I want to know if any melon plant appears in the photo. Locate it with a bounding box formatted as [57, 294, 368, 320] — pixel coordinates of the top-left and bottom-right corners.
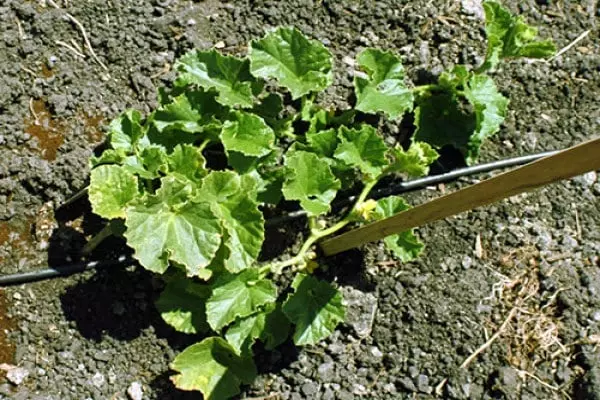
[87, 2, 554, 398]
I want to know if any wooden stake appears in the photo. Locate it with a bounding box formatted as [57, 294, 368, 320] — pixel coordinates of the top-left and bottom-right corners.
[320, 137, 600, 256]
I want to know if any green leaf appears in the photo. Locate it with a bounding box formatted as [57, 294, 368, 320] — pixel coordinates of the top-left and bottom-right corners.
[439, 65, 470, 91]
[171, 337, 257, 400]
[124, 177, 222, 275]
[249, 27, 333, 99]
[482, 1, 555, 71]
[108, 109, 146, 152]
[260, 303, 291, 350]
[354, 48, 414, 120]
[463, 74, 509, 164]
[220, 111, 275, 157]
[151, 90, 224, 138]
[388, 141, 439, 178]
[374, 196, 424, 262]
[306, 128, 338, 158]
[334, 125, 388, 179]
[139, 145, 169, 177]
[282, 151, 341, 216]
[201, 171, 264, 272]
[89, 149, 126, 168]
[225, 303, 291, 355]
[282, 274, 345, 346]
[206, 269, 277, 331]
[413, 92, 477, 159]
[167, 144, 208, 184]
[155, 277, 211, 334]
[225, 310, 267, 356]
[175, 49, 259, 108]
[89, 165, 139, 219]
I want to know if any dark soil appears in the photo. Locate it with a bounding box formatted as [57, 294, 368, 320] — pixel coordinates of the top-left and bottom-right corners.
[1, 0, 599, 399]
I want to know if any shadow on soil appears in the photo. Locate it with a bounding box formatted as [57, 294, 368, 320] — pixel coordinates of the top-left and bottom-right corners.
[49, 194, 304, 397]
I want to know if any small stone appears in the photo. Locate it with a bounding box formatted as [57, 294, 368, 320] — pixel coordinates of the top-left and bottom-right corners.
[461, 0, 484, 18]
[317, 362, 335, 381]
[498, 366, 517, 387]
[417, 374, 432, 393]
[383, 382, 397, 393]
[592, 311, 600, 322]
[214, 41, 226, 49]
[91, 372, 105, 388]
[301, 382, 318, 396]
[341, 286, 377, 338]
[462, 255, 473, 269]
[342, 56, 355, 67]
[352, 383, 367, 395]
[127, 381, 143, 400]
[6, 367, 29, 385]
[369, 346, 383, 359]
[408, 366, 419, 378]
[398, 376, 417, 392]
[12, 292, 22, 300]
[575, 171, 597, 188]
[561, 235, 578, 250]
[93, 350, 111, 362]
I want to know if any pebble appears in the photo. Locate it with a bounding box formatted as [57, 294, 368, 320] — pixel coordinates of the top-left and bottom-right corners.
[90, 372, 105, 388]
[369, 346, 383, 359]
[399, 376, 417, 392]
[6, 367, 29, 385]
[317, 362, 335, 382]
[417, 374, 431, 393]
[127, 381, 143, 400]
[301, 382, 318, 396]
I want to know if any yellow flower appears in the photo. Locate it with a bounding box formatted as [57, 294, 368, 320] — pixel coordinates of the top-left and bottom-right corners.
[305, 260, 319, 273]
[355, 199, 377, 221]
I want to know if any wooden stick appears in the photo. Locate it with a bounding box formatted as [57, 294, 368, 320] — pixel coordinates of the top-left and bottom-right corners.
[320, 137, 600, 256]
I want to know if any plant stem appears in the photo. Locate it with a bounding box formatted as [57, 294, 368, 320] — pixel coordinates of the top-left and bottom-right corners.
[198, 139, 211, 152]
[261, 178, 379, 275]
[411, 84, 441, 95]
[81, 222, 114, 256]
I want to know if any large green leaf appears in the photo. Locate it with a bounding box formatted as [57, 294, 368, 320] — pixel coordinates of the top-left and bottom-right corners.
[374, 196, 424, 262]
[206, 269, 277, 331]
[413, 92, 477, 160]
[201, 171, 264, 272]
[151, 90, 223, 139]
[170, 337, 256, 400]
[388, 142, 439, 178]
[175, 49, 259, 108]
[463, 74, 509, 164]
[249, 27, 333, 99]
[107, 109, 146, 152]
[354, 48, 414, 120]
[124, 177, 222, 275]
[334, 125, 388, 179]
[306, 128, 338, 158]
[225, 311, 266, 356]
[89, 165, 139, 219]
[282, 151, 341, 216]
[481, 1, 555, 71]
[167, 144, 208, 184]
[225, 303, 291, 356]
[220, 111, 275, 157]
[260, 303, 291, 350]
[155, 277, 211, 334]
[139, 145, 169, 177]
[282, 274, 345, 346]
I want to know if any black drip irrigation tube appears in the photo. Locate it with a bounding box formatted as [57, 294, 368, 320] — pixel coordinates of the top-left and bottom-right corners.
[0, 150, 558, 287]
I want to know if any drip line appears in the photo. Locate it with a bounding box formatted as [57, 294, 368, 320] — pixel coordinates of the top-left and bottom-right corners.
[0, 150, 558, 286]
